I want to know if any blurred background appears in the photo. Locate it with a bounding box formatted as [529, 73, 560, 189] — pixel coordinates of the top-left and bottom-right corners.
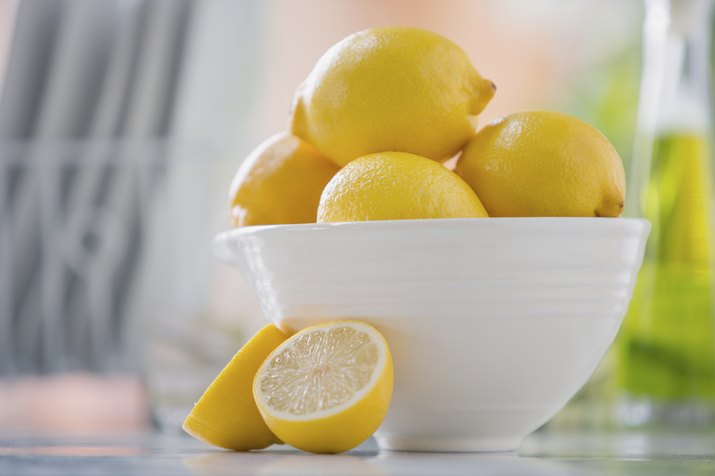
[1, 0, 708, 436]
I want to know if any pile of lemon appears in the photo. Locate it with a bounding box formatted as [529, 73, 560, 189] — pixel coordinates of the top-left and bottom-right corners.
[184, 26, 626, 455]
[230, 26, 625, 227]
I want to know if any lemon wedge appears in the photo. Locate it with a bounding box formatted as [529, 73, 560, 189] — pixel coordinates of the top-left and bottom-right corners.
[253, 321, 394, 454]
[183, 324, 288, 451]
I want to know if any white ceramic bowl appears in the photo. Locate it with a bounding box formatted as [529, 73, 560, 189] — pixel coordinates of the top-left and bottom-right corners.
[214, 218, 650, 452]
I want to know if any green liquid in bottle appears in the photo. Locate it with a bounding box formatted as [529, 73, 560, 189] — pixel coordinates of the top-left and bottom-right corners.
[619, 131, 715, 400]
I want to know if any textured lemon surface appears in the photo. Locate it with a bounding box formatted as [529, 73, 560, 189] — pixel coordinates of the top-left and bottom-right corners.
[456, 110, 626, 217]
[317, 151, 488, 222]
[183, 324, 288, 451]
[291, 26, 495, 166]
[253, 321, 394, 454]
[229, 132, 340, 226]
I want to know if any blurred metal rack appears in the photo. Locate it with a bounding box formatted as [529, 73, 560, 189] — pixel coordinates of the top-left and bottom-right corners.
[0, 139, 170, 375]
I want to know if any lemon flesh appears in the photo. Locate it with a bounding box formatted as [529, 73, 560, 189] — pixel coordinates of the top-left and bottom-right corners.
[291, 26, 495, 166]
[183, 324, 288, 451]
[456, 110, 626, 217]
[253, 321, 394, 454]
[317, 151, 488, 222]
[229, 132, 340, 227]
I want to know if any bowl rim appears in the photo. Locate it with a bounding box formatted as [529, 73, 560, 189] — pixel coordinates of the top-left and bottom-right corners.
[215, 217, 651, 240]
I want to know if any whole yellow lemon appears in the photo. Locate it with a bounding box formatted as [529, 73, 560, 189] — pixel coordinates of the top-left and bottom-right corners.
[229, 132, 340, 226]
[317, 151, 488, 222]
[456, 111, 626, 217]
[291, 27, 495, 167]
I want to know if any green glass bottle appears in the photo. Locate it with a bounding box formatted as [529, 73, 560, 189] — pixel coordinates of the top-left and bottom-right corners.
[618, 0, 715, 424]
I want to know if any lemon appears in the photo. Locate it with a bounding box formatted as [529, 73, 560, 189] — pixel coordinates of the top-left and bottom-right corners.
[183, 324, 288, 451]
[317, 151, 488, 222]
[229, 132, 341, 226]
[456, 111, 626, 217]
[291, 26, 495, 166]
[253, 321, 394, 454]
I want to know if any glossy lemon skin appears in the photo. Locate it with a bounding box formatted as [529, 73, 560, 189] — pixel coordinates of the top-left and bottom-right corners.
[182, 324, 288, 451]
[291, 26, 495, 166]
[318, 151, 488, 222]
[456, 111, 626, 217]
[229, 132, 340, 227]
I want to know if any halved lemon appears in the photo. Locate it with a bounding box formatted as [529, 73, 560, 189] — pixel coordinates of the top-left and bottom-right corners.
[183, 323, 288, 451]
[253, 321, 394, 454]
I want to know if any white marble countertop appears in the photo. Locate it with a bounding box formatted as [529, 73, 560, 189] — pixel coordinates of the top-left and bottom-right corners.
[1, 429, 715, 475]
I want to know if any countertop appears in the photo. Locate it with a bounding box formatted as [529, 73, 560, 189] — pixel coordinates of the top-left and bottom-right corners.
[2, 430, 715, 475]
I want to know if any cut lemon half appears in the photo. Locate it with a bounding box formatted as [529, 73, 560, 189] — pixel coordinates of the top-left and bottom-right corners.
[183, 324, 288, 451]
[253, 321, 394, 454]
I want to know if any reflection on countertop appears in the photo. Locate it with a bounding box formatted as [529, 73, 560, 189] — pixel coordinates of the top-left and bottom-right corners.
[1, 429, 715, 475]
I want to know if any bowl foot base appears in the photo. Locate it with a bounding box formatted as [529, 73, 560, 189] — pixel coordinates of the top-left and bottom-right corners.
[375, 435, 522, 453]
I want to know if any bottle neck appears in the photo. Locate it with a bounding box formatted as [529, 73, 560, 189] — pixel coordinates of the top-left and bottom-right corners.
[643, 0, 713, 133]
[626, 0, 714, 216]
